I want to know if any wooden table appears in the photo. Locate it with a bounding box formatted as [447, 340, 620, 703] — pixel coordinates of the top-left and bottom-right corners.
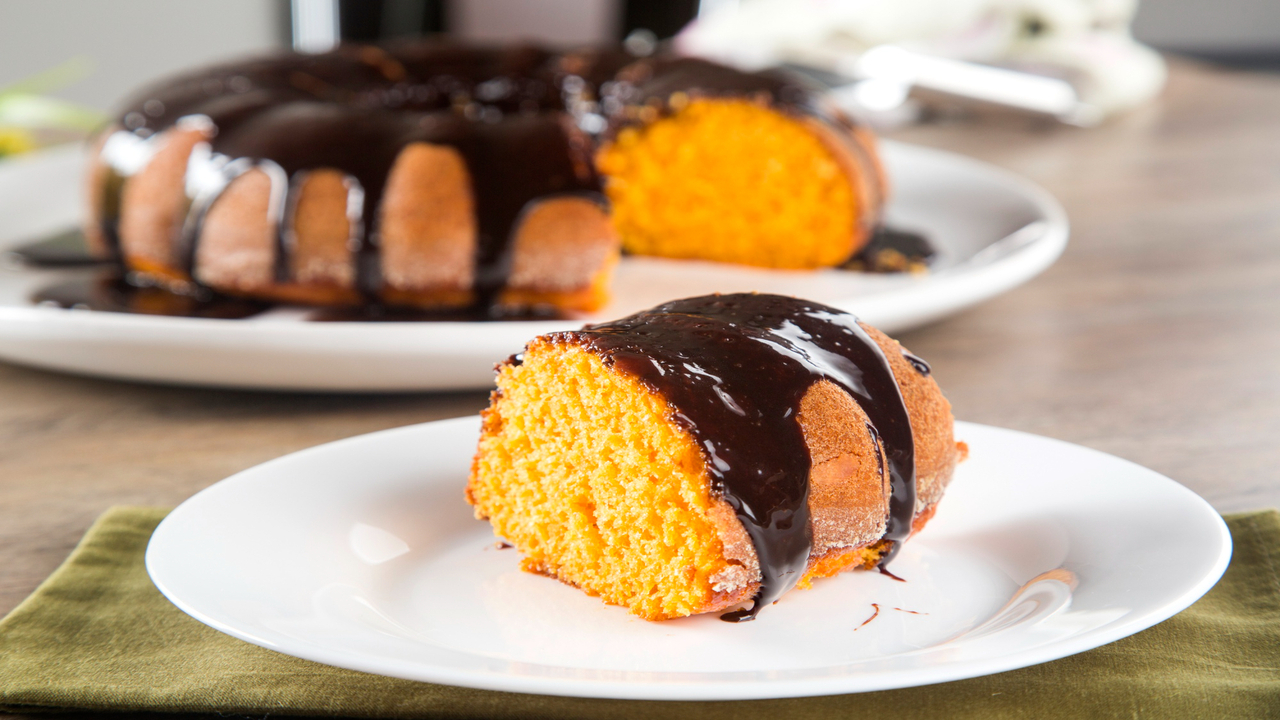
[2, 60, 1278, 630]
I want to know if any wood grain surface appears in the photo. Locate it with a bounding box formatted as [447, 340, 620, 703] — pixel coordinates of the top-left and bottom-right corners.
[2, 58, 1278, 642]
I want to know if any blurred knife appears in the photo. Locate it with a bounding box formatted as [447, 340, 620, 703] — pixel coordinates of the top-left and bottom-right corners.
[788, 44, 1102, 127]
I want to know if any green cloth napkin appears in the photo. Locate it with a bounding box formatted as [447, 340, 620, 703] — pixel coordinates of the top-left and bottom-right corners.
[1, 507, 1278, 720]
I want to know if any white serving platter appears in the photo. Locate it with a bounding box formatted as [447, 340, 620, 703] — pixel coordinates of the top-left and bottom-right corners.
[146, 418, 1229, 700]
[0, 141, 1067, 390]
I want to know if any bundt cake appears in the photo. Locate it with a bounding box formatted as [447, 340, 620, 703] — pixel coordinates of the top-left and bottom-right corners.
[467, 293, 965, 621]
[85, 42, 887, 316]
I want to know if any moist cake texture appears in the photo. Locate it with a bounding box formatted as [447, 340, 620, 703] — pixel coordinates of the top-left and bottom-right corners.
[467, 293, 964, 620]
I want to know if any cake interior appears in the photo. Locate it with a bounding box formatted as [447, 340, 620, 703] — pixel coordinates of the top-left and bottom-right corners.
[597, 98, 859, 269]
[468, 340, 738, 621]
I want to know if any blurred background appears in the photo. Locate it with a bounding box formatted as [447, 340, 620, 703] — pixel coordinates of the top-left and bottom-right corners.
[1, 0, 1277, 118]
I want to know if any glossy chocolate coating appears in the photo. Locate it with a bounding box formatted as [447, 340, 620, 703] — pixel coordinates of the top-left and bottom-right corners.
[557, 293, 916, 621]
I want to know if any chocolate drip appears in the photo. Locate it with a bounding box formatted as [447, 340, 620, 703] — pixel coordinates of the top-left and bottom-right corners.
[902, 350, 931, 376]
[856, 603, 881, 629]
[563, 293, 915, 621]
[878, 566, 907, 582]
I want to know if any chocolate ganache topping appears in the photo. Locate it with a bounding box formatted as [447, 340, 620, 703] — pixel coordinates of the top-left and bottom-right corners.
[561, 293, 916, 621]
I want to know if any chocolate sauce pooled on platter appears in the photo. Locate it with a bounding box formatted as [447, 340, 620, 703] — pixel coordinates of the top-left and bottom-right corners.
[563, 293, 916, 621]
[33, 272, 268, 319]
[842, 226, 937, 274]
[309, 303, 560, 322]
[17, 223, 571, 322]
[28, 274, 566, 321]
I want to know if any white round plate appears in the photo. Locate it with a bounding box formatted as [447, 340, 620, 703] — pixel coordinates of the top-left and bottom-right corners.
[0, 141, 1067, 391]
[146, 418, 1229, 701]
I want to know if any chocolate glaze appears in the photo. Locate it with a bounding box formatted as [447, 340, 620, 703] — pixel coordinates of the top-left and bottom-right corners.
[556, 293, 915, 621]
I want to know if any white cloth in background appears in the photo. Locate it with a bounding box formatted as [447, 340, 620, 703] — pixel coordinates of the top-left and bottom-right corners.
[678, 0, 1167, 117]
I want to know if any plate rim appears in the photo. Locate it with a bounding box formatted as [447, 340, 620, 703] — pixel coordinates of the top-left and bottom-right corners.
[145, 418, 1231, 701]
[0, 141, 1068, 391]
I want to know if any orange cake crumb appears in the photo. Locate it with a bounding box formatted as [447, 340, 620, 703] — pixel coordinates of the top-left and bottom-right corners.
[597, 99, 861, 269]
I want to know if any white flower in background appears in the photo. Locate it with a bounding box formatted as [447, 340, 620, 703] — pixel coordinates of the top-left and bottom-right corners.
[678, 0, 1166, 119]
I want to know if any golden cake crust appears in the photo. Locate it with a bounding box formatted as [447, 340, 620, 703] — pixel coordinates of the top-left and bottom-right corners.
[690, 324, 961, 614]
